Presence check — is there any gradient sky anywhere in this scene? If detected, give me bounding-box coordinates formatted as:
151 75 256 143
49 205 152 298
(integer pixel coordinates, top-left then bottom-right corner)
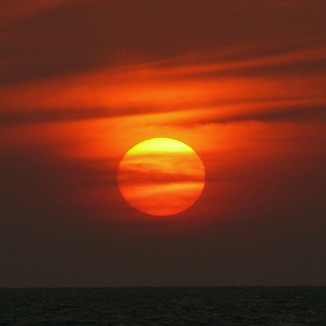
0 0 325 287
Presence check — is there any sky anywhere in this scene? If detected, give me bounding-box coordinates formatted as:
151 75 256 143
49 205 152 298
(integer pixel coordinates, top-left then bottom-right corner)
0 0 325 287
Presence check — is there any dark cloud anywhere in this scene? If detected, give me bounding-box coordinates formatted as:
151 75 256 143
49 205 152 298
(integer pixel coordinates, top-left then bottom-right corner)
1 101 324 129
0 107 125 127
1 0 325 85
0 104 188 127
154 102 326 127
209 104 326 124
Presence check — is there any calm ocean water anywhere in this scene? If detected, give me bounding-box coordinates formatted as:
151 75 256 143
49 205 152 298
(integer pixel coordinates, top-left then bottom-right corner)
0 287 325 325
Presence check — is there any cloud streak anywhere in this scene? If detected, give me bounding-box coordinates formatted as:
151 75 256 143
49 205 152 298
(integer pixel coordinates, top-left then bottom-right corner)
1 100 325 128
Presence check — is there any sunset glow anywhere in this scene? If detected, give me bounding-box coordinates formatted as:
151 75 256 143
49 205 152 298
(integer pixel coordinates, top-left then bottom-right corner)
1 0 325 287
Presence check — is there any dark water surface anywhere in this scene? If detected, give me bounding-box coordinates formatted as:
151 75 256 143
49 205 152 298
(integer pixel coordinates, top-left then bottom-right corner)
1 287 326 325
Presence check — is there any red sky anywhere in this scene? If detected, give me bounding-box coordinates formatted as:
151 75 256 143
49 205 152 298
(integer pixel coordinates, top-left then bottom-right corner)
0 0 325 286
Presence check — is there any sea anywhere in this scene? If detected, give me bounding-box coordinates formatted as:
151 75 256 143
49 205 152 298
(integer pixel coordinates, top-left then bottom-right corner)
0 287 325 325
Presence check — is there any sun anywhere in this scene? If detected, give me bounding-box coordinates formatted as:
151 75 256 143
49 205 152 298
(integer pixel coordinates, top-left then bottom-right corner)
117 138 206 216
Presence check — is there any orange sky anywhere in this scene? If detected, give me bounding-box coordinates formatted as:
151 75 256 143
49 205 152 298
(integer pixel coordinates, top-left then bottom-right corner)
0 0 325 287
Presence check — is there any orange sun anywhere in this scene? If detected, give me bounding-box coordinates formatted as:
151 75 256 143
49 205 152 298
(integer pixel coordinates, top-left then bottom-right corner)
117 138 206 216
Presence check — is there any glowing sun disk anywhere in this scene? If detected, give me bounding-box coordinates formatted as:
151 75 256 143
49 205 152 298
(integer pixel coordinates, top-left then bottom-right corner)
117 138 205 216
